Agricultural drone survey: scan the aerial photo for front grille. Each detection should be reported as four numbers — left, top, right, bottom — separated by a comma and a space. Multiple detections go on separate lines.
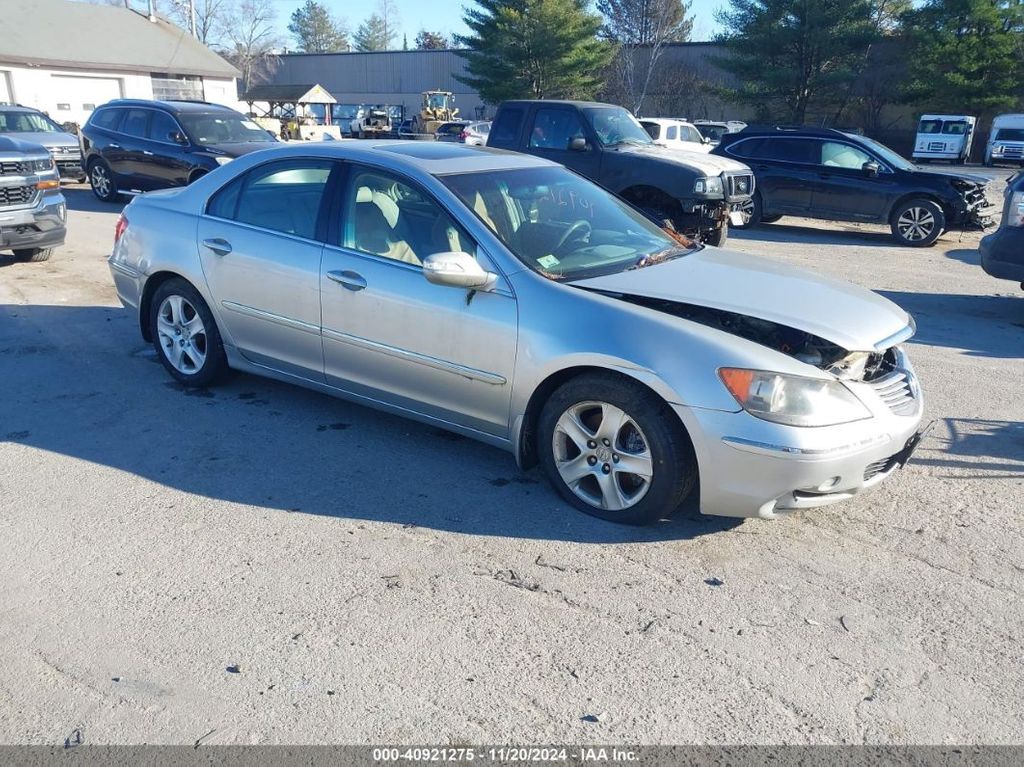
1002, 146, 1023, 160
0, 161, 30, 176
864, 453, 898, 481
927, 141, 945, 152
725, 172, 755, 200
870, 369, 918, 415
0, 185, 37, 207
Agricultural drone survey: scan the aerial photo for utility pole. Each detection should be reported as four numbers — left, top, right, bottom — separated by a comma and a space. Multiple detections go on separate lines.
189, 0, 197, 38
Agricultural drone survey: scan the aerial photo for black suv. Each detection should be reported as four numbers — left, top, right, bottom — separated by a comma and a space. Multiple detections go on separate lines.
80, 99, 278, 201
713, 127, 993, 247
979, 171, 1024, 288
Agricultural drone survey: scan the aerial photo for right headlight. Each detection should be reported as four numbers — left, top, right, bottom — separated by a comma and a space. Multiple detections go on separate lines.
719, 368, 872, 427
694, 176, 723, 195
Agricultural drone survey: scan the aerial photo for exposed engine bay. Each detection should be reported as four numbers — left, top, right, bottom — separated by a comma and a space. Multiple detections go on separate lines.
595, 291, 898, 382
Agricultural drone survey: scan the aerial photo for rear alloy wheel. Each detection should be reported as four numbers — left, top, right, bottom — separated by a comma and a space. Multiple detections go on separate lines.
12, 248, 53, 262
891, 199, 945, 247
538, 374, 697, 525
149, 279, 228, 387
89, 160, 119, 202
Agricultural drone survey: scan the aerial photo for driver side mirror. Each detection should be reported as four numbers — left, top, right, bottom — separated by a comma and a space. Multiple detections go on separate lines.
703, 136, 711, 144
863, 160, 881, 177
170, 131, 188, 145
568, 136, 588, 152
423, 251, 497, 291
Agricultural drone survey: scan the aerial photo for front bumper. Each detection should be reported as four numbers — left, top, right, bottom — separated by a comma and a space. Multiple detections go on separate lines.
980, 228, 1024, 283
673, 367, 925, 519
0, 192, 67, 252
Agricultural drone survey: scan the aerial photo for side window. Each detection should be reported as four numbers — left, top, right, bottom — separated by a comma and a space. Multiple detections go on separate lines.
209, 160, 333, 240
90, 108, 122, 130
728, 137, 767, 159
641, 122, 660, 140
490, 107, 523, 145
148, 111, 181, 143
666, 126, 678, 141
121, 109, 150, 138
529, 108, 586, 150
343, 167, 476, 267
683, 126, 702, 143
821, 141, 872, 169
765, 138, 816, 164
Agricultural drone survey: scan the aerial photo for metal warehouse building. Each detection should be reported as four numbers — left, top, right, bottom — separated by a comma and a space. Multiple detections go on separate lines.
263, 50, 489, 122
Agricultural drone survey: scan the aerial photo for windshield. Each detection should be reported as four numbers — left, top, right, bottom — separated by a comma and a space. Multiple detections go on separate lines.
996, 128, 1024, 142
0, 110, 64, 133
179, 113, 277, 144
441, 166, 695, 281
918, 119, 942, 134
583, 107, 653, 147
427, 94, 450, 110
854, 135, 915, 171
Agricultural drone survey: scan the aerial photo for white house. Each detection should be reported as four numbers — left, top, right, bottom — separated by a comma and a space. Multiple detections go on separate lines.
0, 0, 239, 126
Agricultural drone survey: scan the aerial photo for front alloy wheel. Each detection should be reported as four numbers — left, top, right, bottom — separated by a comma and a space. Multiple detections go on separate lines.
891, 199, 944, 247
552, 401, 654, 512
538, 373, 697, 525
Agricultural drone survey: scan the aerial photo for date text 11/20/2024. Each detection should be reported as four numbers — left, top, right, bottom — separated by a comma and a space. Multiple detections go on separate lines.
372, 747, 639, 762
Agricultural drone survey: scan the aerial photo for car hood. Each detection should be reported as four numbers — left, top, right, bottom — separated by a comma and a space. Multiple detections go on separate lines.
611, 143, 750, 174
909, 167, 992, 186
3, 131, 79, 150
202, 141, 279, 157
0, 135, 52, 156
571, 247, 912, 352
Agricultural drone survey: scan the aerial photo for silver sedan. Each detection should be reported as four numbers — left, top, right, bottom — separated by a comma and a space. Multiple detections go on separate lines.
108, 141, 925, 525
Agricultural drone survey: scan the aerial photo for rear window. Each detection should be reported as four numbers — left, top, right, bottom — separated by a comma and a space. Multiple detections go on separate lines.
490, 107, 524, 145
90, 108, 122, 130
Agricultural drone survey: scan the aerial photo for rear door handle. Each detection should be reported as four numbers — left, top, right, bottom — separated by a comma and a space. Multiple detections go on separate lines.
326, 270, 366, 291
202, 237, 232, 256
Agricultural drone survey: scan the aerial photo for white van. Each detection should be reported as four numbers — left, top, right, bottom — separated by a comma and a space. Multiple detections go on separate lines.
912, 114, 976, 163
985, 114, 1024, 166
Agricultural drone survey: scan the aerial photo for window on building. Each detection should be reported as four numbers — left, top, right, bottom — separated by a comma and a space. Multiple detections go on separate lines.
151, 73, 205, 102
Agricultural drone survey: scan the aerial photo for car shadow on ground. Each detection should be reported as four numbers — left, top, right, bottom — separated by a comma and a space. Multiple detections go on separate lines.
944, 248, 982, 266
732, 221, 895, 248
880, 290, 1023, 359
62, 186, 127, 214
0, 304, 742, 544
915, 418, 1024, 479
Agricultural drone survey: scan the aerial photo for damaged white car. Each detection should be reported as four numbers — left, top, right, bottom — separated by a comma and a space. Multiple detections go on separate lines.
108, 142, 925, 525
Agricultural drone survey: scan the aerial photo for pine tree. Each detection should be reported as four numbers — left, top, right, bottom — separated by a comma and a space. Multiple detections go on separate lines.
354, 14, 392, 51
287, 0, 348, 52
456, 0, 614, 102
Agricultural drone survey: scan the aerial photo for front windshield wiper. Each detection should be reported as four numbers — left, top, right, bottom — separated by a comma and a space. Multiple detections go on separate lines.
626, 247, 694, 270
606, 138, 649, 148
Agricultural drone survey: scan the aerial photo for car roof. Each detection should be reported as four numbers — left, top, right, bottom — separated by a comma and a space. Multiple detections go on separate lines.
499, 100, 622, 110
100, 99, 235, 114
248, 140, 555, 175
0, 104, 41, 113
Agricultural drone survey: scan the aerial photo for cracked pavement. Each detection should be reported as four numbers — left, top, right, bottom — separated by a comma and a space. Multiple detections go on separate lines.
1, 173, 1022, 745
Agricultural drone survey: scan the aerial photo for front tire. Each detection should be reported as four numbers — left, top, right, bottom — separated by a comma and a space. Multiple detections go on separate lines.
12, 248, 53, 262
149, 278, 229, 388
89, 159, 119, 202
703, 219, 728, 247
538, 374, 697, 526
891, 198, 945, 247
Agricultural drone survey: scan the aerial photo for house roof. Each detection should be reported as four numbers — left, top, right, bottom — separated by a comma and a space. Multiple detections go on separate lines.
242, 84, 337, 104
0, 0, 239, 79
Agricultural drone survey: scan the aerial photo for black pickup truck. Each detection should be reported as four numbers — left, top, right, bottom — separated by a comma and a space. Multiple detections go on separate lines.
486, 100, 754, 246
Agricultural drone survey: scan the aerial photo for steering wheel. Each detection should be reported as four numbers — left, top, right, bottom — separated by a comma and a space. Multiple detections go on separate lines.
554, 220, 592, 254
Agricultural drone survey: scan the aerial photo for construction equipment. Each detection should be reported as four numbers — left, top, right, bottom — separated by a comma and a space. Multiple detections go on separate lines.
412, 91, 459, 136
351, 105, 392, 139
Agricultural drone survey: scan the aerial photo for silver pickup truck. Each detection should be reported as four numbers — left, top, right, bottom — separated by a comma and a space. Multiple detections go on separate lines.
0, 136, 66, 262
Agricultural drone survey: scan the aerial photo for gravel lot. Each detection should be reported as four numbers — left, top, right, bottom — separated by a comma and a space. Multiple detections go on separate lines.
1, 168, 1022, 746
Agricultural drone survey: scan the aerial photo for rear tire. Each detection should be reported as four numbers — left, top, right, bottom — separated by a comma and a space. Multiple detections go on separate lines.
149, 278, 229, 388
12, 248, 53, 262
891, 198, 945, 247
538, 373, 697, 526
88, 159, 120, 202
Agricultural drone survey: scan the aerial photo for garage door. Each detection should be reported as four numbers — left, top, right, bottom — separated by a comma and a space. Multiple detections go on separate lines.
0, 71, 12, 105
50, 75, 123, 125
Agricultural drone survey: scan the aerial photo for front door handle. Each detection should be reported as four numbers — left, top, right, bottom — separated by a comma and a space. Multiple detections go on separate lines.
142, 150, 154, 156
202, 237, 232, 256
109, 143, 121, 149
326, 270, 366, 291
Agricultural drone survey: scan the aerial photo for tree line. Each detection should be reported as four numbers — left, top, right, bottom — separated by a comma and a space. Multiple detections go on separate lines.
456, 0, 1024, 124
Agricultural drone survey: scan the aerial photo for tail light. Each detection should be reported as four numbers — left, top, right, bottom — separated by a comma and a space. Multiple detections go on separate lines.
460, 130, 469, 140
1008, 191, 1024, 228
114, 213, 128, 243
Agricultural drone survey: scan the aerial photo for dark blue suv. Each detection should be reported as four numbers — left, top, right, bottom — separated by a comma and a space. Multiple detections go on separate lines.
980, 171, 1024, 289
81, 99, 278, 201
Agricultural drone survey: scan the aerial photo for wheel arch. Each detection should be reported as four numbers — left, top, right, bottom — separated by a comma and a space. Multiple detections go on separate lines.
139, 270, 193, 342
887, 192, 951, 224
515, 365, 696, 472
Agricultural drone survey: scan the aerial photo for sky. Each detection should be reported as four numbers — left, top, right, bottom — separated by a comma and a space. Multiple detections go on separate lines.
267, 0, 727, 50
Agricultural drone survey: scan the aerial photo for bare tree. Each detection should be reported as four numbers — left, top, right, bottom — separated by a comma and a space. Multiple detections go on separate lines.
168, 0, 230, 42
222, 0, 281, 93
599, 0, 693, 114
378, 0, 401, 50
